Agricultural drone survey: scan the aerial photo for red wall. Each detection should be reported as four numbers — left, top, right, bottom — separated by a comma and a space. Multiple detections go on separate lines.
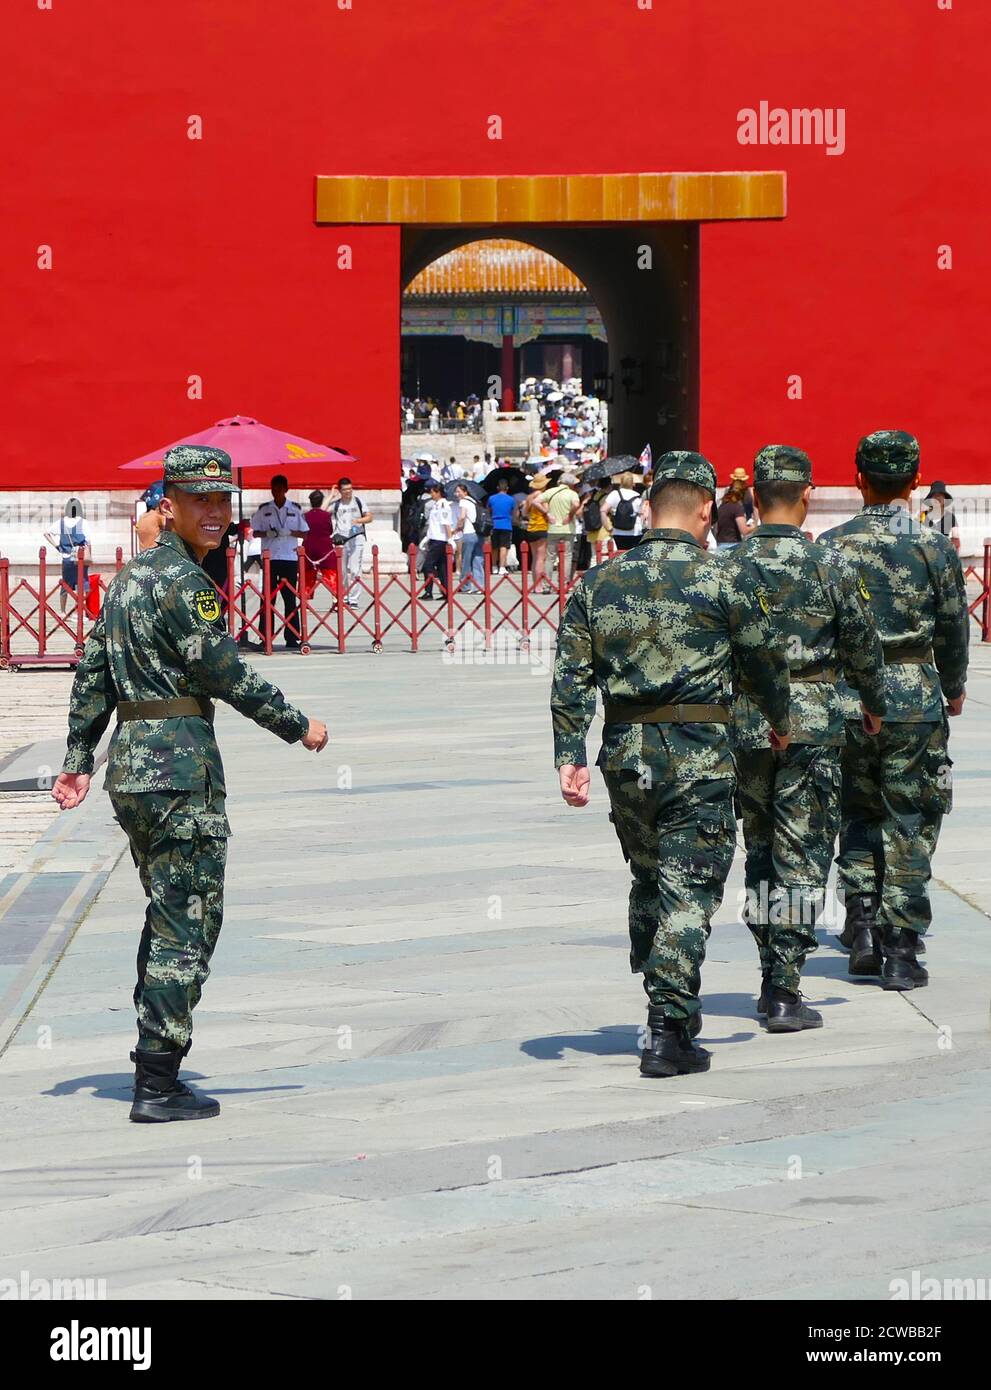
3, 1, 988, 491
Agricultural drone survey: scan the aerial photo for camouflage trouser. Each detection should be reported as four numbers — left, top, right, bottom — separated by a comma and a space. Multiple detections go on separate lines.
111, 786, 230, 1052
837, 720, 950, 938
736, 745, 841, 992
601, 769, 736, 1024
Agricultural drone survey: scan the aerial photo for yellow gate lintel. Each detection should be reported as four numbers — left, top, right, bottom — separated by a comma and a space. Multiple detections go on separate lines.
315, 172, 786, 224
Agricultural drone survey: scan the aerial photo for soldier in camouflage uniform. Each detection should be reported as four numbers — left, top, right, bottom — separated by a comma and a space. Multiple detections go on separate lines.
52, 445, 329, 1122
551, 452, 792, 1078
820, 431, 969, 989
722, 446, 887, 1030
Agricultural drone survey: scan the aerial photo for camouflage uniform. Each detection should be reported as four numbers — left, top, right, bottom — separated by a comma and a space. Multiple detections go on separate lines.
819, 431, 969, 945
722, 446, 887, 994
62, 446, 309, 1053
551, 452, 791, 1028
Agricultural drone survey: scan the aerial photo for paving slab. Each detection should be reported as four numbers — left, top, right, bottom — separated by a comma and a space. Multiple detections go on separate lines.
0, 645, 989, 1299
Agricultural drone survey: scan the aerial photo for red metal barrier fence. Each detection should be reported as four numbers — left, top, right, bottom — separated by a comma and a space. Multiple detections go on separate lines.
0, 546, 124, 669
3, 539, 991, 667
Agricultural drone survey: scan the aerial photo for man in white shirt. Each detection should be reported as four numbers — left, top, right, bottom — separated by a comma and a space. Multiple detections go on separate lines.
329, 477, 373, 606
249, 474, 309, 648
421, 481, 452, 601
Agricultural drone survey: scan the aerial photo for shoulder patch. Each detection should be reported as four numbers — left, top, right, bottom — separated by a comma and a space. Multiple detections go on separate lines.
193, 588, 222, 622
858, 574, 871, 602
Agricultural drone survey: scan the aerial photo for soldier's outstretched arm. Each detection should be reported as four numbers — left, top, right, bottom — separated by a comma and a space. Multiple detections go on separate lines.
720, 569, 791, 736
62, 608, 117, 777
160, 571, 315, 745
932, 539, 969, 708
822, 547, 887, 718
551, 578, 597, 769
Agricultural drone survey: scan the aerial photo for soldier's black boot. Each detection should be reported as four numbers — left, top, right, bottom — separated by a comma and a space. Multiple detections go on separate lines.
881, 929, 929, 992
756, 970, 772, 1017
765, 987, 823, 1033
640, 1013, 710, 1078
840, 893, 882, 975
129, 1047, 220, 1123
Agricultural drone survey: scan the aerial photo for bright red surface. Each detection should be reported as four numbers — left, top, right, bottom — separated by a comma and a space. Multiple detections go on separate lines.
2, 1, 987, 490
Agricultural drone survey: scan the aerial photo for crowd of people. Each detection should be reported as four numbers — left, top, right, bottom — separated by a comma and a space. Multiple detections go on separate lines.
401, 395, 484, 432
400, 375, 607, 460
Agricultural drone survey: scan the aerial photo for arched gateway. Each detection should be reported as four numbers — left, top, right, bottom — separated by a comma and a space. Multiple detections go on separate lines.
315, 172, 785, 459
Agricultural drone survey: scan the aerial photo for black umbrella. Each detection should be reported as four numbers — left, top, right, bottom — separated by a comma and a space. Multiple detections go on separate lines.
581, 460, 611, 485
604, 454, 642, 478
444, 479, 486, 501
481, 466, 528, 495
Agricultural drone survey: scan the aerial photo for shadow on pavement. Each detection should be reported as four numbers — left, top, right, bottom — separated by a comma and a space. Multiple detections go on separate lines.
41, 1073, 304, 1102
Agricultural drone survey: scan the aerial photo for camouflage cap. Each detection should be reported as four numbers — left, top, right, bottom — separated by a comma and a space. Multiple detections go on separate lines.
753, 444, 813, 485
163, 445, 238, 494
856, 430, 920, 478
652, 451, 716, 497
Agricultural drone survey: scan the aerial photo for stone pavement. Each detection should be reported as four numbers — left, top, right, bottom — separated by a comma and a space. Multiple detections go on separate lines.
0, 642, 989, 1301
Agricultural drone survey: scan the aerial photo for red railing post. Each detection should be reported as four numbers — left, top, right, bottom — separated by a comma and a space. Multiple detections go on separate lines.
983, 538, 991, 642
226, 546, 237, 636
482, 541, 493, 647
74, 545, 86, 651
261, 551, 273, 654
444, 543, 455, 642
556, 540, 567, 622
335, 544, 346, 653
38, 546, 48, 659
520, 540, 530, 641
371, 545, 383, 647
408, 544, 420, 653
296, 546, 309, 653
0, 558, 10, 663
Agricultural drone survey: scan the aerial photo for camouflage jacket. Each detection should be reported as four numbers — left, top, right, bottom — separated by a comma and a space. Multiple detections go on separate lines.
819, 504, 969, 722
720, 524, 887, 749
62, 530, 309, 793
551, 528, 791, 779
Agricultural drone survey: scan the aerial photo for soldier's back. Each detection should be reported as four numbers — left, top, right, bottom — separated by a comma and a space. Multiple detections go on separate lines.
820, 504, 967, 721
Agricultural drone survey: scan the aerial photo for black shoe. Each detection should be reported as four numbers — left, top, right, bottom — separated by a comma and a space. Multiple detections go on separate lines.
756, 971, 772, 1017
838, 892, 879, 950
881, 930, 929, 991
640, 1015, 711, 1078
765, 987, 823, 1033
237, 635, 262, 651
129, 1048, 220, 1123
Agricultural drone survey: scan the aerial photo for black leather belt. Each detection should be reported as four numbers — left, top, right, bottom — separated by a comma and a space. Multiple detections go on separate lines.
117, 697, 214, 723
603, 702, 729, 724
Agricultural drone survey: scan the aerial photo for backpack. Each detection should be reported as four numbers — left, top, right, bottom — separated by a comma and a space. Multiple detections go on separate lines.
59, 517, 87, 554
472, 497, 493, 538
612, 491, 637, 531
332, 497, 365, 545
583, 497, 603, 532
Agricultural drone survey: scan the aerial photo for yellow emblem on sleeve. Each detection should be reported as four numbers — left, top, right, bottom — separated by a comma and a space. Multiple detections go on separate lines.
858, 574, 871, 602
194, 588, 221, 622
755, 586, 770, 616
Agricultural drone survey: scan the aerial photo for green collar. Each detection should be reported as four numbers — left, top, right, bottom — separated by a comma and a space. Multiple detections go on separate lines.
748, 522, 802, 537
635, 527, 704, 549
156, 529, 201, 565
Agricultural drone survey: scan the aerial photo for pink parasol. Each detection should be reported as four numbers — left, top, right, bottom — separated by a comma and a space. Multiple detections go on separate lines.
120, 414, 356, 486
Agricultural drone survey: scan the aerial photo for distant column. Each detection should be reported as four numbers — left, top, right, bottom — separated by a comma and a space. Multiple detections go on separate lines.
501, 334, 515, 410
